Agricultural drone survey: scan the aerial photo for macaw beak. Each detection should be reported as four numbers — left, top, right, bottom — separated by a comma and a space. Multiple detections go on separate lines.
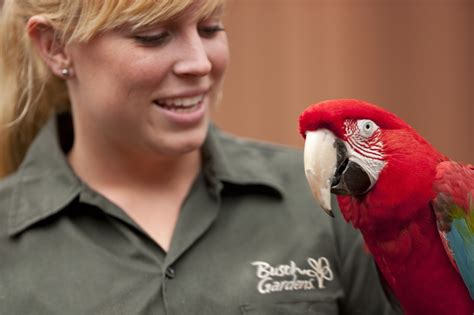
304, 129, 374, 217
304, 130, 338, 217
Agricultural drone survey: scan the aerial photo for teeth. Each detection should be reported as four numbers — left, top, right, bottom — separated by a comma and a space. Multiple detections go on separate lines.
158, 95, 204, 108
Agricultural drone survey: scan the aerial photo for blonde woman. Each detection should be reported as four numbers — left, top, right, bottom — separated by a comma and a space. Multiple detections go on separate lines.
0, 1, 401, 314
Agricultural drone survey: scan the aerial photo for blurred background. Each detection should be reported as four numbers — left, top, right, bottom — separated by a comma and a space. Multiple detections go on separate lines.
213, 0, 473, 163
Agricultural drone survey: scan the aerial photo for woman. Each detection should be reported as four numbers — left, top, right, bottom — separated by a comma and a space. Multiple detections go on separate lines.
0, 0, 400, 314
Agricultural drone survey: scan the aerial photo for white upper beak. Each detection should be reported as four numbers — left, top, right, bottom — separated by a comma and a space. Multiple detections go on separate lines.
303, 129, 338, 216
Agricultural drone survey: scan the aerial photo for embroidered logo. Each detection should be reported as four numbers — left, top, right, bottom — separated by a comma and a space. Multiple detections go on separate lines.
251, 257, 334, 294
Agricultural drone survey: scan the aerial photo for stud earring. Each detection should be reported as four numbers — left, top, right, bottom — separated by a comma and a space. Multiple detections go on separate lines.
61, 68, 71, 77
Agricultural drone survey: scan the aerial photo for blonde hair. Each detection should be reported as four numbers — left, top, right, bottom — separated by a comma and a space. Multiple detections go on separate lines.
0, 0, 224, 178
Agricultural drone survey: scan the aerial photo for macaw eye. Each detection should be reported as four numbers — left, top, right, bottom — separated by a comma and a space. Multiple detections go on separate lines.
357, 119, 379, 137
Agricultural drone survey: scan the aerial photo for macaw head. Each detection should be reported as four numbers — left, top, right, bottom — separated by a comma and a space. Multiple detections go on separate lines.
299, 99, 444, 224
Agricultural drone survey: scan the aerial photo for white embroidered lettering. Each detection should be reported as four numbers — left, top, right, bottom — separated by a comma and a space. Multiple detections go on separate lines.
251, 257, 333, 294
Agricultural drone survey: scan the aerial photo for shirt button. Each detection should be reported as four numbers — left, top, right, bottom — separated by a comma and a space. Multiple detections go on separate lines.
165, 267, 175, 279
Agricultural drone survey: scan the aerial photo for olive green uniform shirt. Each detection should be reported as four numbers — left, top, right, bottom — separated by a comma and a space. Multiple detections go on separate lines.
0, 114, 400, 314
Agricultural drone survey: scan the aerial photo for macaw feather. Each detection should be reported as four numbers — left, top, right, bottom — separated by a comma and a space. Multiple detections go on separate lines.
465, 193, 474, 233
449, 202, 474, 235
432, 162, 474, 300
445, 217, 474, 299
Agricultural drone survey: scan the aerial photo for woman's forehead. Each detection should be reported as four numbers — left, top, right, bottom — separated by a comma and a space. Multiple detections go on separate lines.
121, 0, 224, 20
156, 0, 225, 24
68, 0, 225, 42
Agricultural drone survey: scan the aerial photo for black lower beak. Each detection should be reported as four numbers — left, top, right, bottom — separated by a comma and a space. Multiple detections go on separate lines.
330, 139, 372, 196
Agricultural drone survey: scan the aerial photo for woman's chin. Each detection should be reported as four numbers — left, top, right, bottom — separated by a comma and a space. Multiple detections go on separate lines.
151, 127, 208, 157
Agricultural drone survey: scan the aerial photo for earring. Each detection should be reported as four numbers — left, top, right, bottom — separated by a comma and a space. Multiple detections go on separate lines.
61, 68, 71, 77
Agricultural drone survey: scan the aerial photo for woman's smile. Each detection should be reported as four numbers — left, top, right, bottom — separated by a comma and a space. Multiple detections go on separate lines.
154, 93, 205, 110
152, 92, 208, 126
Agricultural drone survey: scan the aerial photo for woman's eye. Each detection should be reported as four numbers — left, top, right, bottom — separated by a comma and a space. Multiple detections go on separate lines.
134, 32, 171, 46
198, 25, 225, 38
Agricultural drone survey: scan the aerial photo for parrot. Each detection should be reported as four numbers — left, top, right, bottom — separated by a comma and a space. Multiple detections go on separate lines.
299, 99, 473, 315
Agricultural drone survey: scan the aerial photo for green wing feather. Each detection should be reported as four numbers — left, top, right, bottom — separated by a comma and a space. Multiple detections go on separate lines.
432, 161, 474, 299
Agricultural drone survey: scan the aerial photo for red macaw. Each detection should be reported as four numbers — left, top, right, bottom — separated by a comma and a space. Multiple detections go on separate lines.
299, 99, 473, 315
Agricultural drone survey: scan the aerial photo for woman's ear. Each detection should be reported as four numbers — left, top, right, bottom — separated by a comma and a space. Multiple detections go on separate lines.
27, 16, 74, 79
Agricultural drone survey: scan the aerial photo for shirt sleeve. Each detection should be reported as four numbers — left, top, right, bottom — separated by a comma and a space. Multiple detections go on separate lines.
329, 198, 403, 315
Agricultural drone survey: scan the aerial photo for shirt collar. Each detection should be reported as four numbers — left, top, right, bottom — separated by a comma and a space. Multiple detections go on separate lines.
203, 124, 284, 197
7, 117, 284, 236
7, 114, 82, 236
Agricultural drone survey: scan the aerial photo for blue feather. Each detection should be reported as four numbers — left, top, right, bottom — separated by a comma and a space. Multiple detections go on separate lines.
446, 217, 474, 299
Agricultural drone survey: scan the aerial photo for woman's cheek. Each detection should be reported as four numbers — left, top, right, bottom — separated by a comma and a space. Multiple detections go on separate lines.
121, 51, 171, 85
213, 40, 230, 74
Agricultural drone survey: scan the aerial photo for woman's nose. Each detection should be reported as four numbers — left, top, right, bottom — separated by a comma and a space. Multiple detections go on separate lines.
173, 33, 212, 77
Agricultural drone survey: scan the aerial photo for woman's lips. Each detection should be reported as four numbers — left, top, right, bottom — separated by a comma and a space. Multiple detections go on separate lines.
153, 93, 207, 125
154, 94, 205, 112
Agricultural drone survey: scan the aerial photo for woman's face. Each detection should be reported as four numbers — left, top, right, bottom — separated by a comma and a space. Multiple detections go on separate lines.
66, 4, 229, 157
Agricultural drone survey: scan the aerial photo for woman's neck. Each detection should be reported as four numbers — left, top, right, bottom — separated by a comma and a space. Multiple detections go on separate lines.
67, 137, 202, 195
67, 137, 202, 252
